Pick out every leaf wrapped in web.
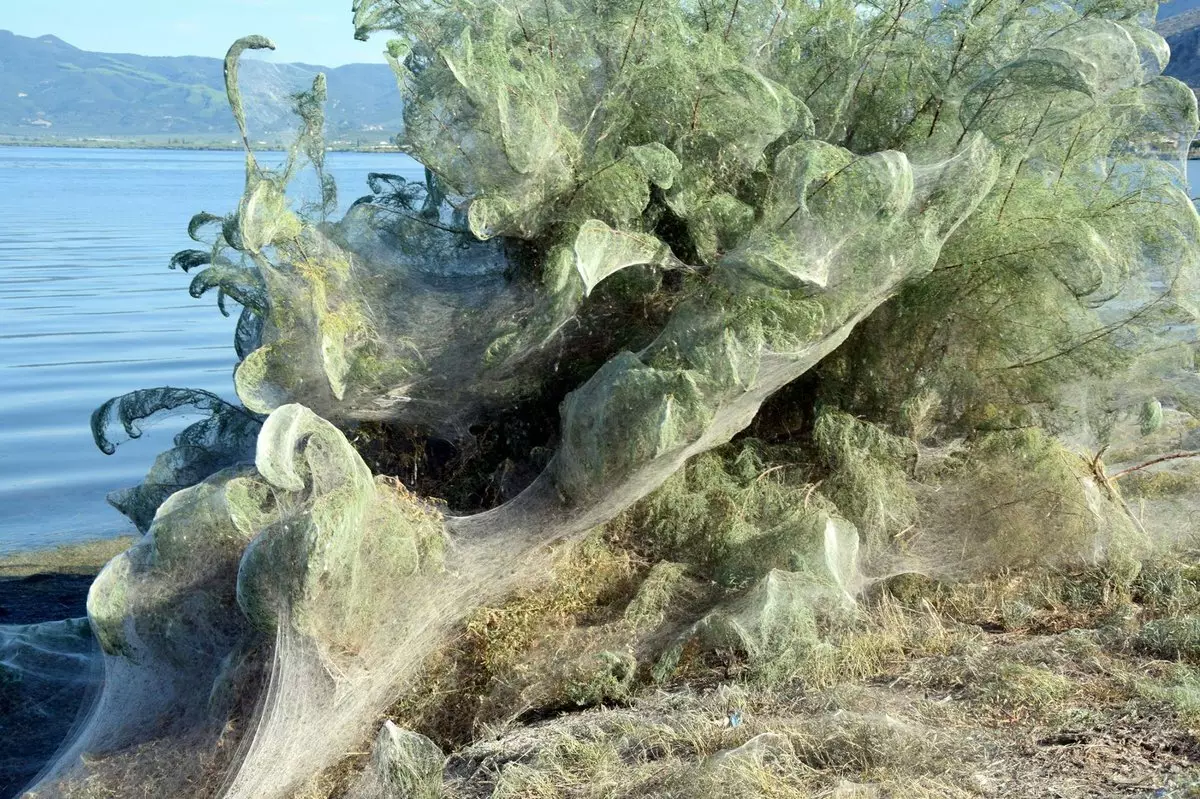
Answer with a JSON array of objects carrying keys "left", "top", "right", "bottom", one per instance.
[{"left": 92, "top": 388, "right": 262, "bottom": 531}]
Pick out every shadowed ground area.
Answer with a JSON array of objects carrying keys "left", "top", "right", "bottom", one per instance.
[
  {"left": 0, "top": 576, "right": 95, "bottom": 626},
  {"left": 0, "top": 618, "right": 100, "bottom": 799},
  {"left": 0, "top": 541, "right": 122, "bottom": 799}
]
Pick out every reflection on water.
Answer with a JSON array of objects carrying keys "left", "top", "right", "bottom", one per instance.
[{"left": 0, "top": 147, "right": 422, "bottom": 552}]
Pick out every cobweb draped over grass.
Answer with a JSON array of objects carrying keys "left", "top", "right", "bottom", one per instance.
[{"left": 25, "top": 0, "right": 1200, "bottom": 795}]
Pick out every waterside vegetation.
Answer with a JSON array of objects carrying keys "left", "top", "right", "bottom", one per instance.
[{"left": 7, "top": 0, "right": 1200, "bottom": 796}]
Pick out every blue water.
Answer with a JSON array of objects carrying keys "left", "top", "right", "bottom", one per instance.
[{"left": 0, "top": 147, "right": 423, "bottom": 553}]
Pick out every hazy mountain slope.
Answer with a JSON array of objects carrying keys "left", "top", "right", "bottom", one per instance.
[
  {"left": 0, "top": 30, "right": 401, "bottom": 138},
  {"left": 1163, "top": 11, "right": 1200, "bottom": 88},
  {"left": 1162, "top": 0, "right": 1200, "bottom": 19}
]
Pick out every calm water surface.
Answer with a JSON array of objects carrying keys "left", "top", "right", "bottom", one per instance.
[{"left": 0, "top": 147, "right": 422, "bottom": 552}]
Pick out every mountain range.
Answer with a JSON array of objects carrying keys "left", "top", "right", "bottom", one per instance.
[
  {"left": 1160, "top": 2, "right": 1200, "bottom": 86},
  {"left": 5, "top": 7, "right": 1200, "bottom": 143},
  {"left": 0, "top": 30, "right": 401, "bottom": 141}
]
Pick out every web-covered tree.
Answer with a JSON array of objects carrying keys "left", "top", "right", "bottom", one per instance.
[{"left": 44, "top": 0, "right": 1200, "bottom": 796}]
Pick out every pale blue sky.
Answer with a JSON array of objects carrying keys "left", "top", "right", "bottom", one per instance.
[{"left": 3, "top": 0, "right": 387, "bottom": 66}]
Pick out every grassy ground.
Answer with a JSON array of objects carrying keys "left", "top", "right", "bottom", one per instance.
[
  {"left": 21, "top": 543, "right": 1200, "bottom": 798},
  {"left": 402, "top": 554, "right": 1200, "bottom": 798},
  {"left": 12, "top": 504, "right": 1200, "bottom": 797}
]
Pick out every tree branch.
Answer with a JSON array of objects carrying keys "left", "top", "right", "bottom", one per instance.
[{"left": 1108, "top": 451, "right": 1200, "bottom": 481}]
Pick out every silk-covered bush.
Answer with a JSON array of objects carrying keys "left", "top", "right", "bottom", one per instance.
[{"left": 40, "top": 1, "right": 1200, "bottom": 796}]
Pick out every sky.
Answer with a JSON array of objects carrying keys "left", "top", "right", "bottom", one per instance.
[
  {"left": 3, "top": 0, "right": 387, "bottom": 66},
  {"left": 5, "top": 0, "right": 1194, "bottom": 69}
]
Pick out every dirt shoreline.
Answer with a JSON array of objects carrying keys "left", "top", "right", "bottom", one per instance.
[{"left": 0, "top": 537, "right": 133, "bottom": 579}]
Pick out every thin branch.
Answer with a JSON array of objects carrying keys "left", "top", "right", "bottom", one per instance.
[
  {"left": 758, "top": 0, "right": 788, "bottom": 54},
  {"left": 997, "top": 100, "right": 1052, "bottom": 222},
  {"left": 1000, "top": 291, "right": 1170, "bottom": 371},
  {"left": 619, "top": 0, "right": 648, "bottom": 74},
  {"left": 723, "top": 0, "right": 741, "bottom": 42},
  {"left": 543, "top": 0, "right": 556, "bottom": 57},
  {"left": 1108, "top": 451, "right": 1200, "bottom": 481},
  {"left": 777, "top": 159, "right": 858, "bottom": 230}
]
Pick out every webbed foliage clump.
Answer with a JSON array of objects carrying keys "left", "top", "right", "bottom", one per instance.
[
  {"left": 43, "top": 0, "right": 1200, "bottom": 796},
  {"left": 615, "top": 442, "right": 853, "bottom": 589}
]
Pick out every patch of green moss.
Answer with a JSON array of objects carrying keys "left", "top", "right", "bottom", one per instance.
[
  {"left": 972, "top": 660, "right": 1073, "bottom": 709},
  {"left": 1137, "top": 663, "right": 1200, "bottom": 726},
  {"left": 1135, "top": 616, "right": 1200, "bottom": 661}
]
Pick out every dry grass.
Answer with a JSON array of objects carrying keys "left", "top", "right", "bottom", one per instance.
[
  {"left": 24, "top": 726, "right": 242, "bottom": 799},
  {"left": 1135, "top": 616, "right": 1200, "bottom": 660},
  {"left": 1136, "top": 663, "right": 1200, "bottom": 728},
  {"left": 42, "top": 546, "right": 1200, "bottom": 799},
  {"left": 425, "top": 552, "right": 1200, "bottom": 796},
  {"left": 441, "top": 682, "right": 981, "bottom": 798},
  {"left": 0, "top": 536, "right": 134, "bottom": 577},
  {"left": 381, "top": 536, "right": 1200, "bottom": 796},
  {"left": 1121, "top": 466, "right": 1200, "bottom": 500},
  {"left": 386, "top": 531, "right": 642, "bottom": 747},
  {"left": 36, "top": 527, "right": 1200, "bottom": 799}
]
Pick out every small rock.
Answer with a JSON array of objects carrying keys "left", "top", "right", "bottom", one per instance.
[
  {"left": 879, "top": 572, "right": 940, "bottom": 605},
  {"left": 830, "top": 779, "right": 882, "bottom": 798},
  {"left": 705, "top": 731, "right": 794, "bottom": 771},
  {"left": 370, "top": 721, "right": 444, "bottom": 799}
]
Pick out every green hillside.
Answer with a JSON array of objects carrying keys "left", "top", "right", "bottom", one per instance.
[{"left": 0, "top": 30, "right": 401, "bottom": 141}]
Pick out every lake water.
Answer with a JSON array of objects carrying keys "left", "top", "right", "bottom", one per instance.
[
  {"left": 0, "top": 149, "right": 1197, "bottom": 553},
  {"left": 0, "top": 147, "right": 422, "bottom": 553}
]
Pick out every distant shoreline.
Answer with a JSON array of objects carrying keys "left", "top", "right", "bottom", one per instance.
[
  {"left": 0, "top": 137, "right": 402, "bottom": 154},
  {"left": 6, "top": 137, "right": 1199, "bottom": 159}
]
